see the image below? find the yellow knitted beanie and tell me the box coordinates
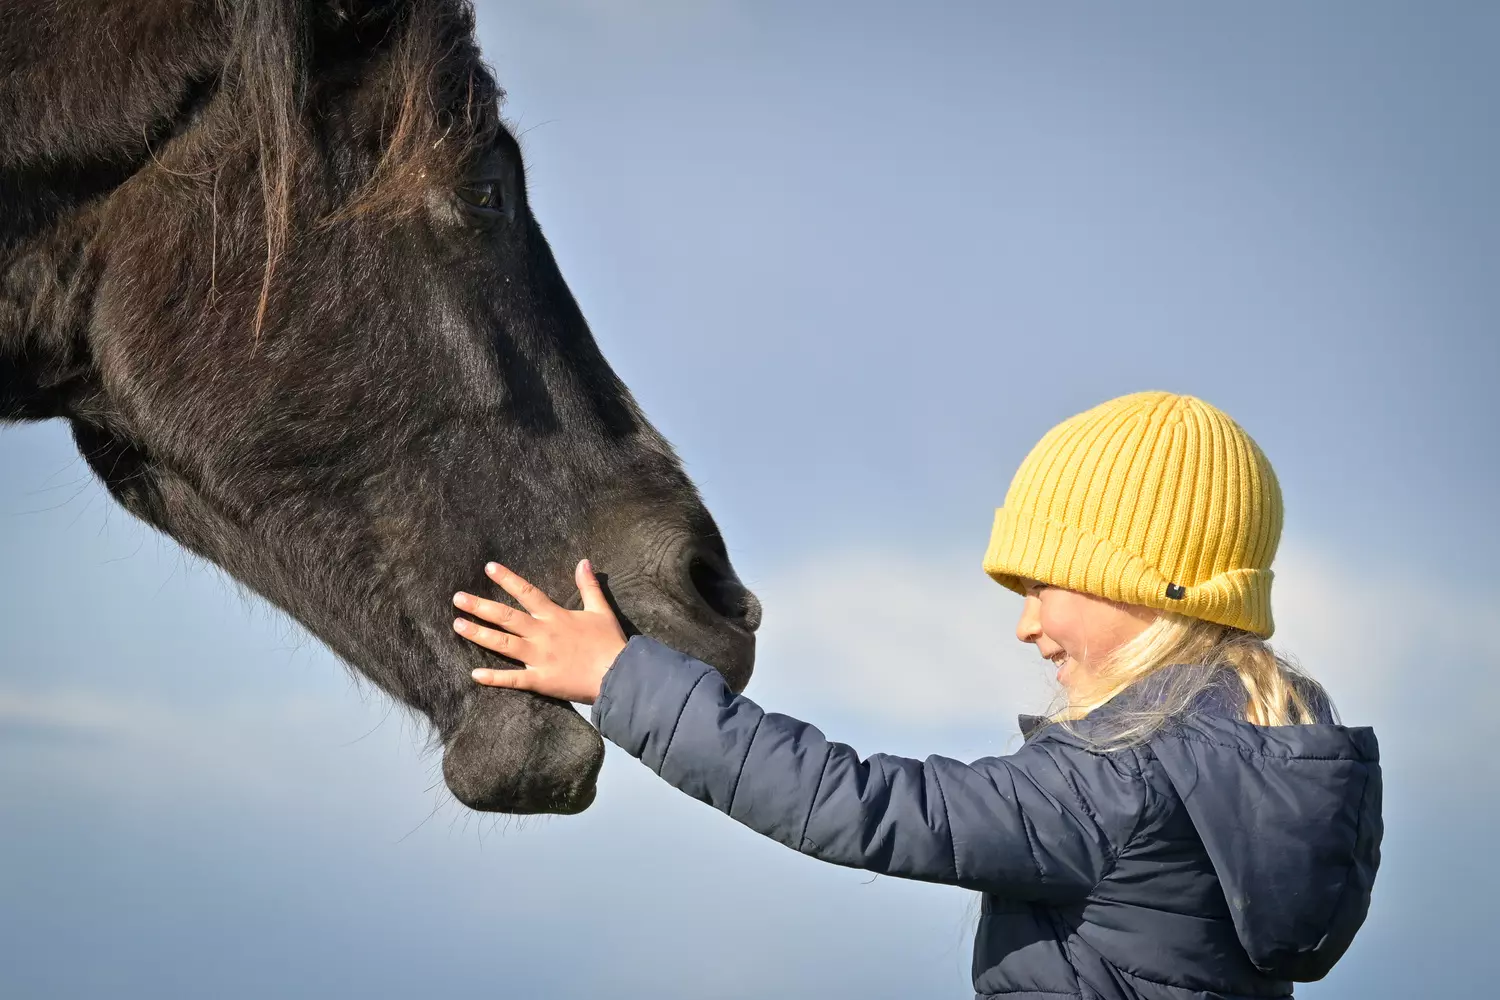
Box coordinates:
[983,391,1283,637]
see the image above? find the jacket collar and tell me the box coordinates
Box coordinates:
[1017,713,1052,740]
[1016,663,1259,741]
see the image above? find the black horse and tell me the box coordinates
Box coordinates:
[0,0,759,815]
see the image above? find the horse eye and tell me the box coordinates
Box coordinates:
[456,181,502,215]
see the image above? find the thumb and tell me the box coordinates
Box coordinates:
[576,558,611,614]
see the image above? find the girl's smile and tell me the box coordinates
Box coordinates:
[1016,581,1157,699]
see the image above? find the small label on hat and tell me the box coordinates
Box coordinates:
[1165,583,1187,600]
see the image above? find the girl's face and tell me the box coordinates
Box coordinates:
[1015,581,1157,698]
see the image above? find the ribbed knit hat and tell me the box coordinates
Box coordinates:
[983,391,1283,637]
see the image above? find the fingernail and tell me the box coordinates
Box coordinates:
[453,618,470,633]
[581,558,592,573]
[471,668,489,681]
[453,592,469,607]
[485,562,499,574]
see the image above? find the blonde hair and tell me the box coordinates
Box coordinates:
[1049,611,1332,750]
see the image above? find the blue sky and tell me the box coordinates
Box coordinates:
[2,2,1497,996]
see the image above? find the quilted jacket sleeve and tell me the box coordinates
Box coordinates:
[591,637,1140,902]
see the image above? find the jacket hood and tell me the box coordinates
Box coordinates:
[1149,713,1382,981]
[1022,671,1383,983]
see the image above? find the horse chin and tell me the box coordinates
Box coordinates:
[439,686,604,814]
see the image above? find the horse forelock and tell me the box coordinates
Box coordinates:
[217,0,504,336]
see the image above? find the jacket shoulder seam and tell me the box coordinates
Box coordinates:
[1075,749,1146,896]
[1101,749,1154,892]
[1031,743,1122,892]
[1048,744,1108,842]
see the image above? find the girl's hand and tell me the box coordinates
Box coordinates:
[452,559,627,705]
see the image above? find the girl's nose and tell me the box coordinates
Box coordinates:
[1015,595,1042,645]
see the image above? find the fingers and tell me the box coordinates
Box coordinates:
[470,666,534,690]
[575,558,611,615]
[485,562,558,615]
[451,591,536,635]
[452,617,536,662]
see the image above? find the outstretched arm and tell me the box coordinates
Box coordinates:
[454,561,1126,901]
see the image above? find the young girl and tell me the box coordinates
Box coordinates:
[451,391,1382,1000]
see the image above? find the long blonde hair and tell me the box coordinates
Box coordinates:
[1050,611,1332,750]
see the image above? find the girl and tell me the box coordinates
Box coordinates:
[451,391,1382,1000]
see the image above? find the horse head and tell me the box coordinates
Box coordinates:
[0,0,759,814]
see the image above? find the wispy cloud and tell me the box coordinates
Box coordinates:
[746,537,1499,733]
[748,548,1051,727]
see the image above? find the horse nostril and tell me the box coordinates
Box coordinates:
[687,554,761,630]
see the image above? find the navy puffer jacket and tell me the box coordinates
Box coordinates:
[592,637,1383,1000]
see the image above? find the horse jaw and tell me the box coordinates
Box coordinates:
[441,686,603,814]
